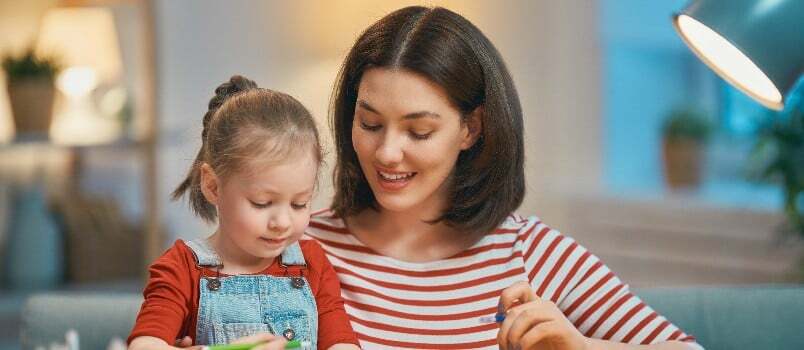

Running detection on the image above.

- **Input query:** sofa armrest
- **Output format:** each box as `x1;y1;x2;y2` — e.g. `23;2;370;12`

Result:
20;292;141;350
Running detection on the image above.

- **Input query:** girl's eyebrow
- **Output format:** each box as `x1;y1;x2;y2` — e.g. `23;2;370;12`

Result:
357;100;441;120
252;188;314;196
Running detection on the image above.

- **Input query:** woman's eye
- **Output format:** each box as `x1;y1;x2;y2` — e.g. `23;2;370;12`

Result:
291;202;309;210
410;130;433;140
360;121;381;131
250;200;270;209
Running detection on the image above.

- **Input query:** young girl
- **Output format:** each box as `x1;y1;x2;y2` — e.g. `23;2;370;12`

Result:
128;75;360;350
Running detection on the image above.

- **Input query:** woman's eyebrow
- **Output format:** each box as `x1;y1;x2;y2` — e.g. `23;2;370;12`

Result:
357;100;441;120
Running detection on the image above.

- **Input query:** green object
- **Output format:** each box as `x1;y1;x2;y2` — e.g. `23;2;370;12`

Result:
750;99;804;240
206;340;302;350
673;0;804;110
662;106;712;142
1;47;60;82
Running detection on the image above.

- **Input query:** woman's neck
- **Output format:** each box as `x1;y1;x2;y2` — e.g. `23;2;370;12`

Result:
207;231;274;274
348;204;483;263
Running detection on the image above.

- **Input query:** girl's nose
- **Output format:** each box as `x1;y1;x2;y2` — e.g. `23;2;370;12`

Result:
268;208;291;233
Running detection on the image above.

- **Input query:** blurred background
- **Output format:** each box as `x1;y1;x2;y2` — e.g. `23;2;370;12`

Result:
0;0;802;349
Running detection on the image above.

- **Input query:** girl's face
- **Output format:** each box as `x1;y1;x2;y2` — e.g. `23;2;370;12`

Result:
352;68;479;215
203;155;317;263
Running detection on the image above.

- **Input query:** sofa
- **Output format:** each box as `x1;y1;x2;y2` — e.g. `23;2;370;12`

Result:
19;285;804;349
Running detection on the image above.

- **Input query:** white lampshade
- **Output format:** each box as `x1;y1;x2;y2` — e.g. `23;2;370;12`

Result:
35;7;122;83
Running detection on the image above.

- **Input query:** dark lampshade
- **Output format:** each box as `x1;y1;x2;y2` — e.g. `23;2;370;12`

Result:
673;0;804;110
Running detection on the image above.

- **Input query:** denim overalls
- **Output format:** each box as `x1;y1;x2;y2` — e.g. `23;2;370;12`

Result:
186;239;318;348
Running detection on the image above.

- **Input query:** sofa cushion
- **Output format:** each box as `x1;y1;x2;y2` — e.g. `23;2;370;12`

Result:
638;285;804;350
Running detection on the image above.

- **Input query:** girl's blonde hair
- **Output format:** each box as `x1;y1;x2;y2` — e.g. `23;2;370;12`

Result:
173;75;322;222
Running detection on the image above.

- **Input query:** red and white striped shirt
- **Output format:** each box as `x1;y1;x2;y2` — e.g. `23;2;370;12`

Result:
306;210;701;349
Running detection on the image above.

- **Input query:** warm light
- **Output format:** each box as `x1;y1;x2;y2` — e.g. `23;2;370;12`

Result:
56;67;98;97
36;7;122;82
35;7;123;145
675;15;782;110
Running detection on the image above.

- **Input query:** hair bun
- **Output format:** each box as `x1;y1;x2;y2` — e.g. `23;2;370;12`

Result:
208;75;258;111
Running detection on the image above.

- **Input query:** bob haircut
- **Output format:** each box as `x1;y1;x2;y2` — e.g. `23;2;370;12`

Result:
330;6;525;236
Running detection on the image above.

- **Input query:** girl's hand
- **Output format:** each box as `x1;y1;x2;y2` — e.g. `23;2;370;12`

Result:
497;281;591;350
173;333;287;350
230;333;288;350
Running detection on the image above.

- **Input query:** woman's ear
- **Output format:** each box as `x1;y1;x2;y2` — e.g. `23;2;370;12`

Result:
460;106;484;150
199;163;221;205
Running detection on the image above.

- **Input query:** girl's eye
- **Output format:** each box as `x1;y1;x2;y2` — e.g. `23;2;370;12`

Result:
360;121;381;131
410;131;433;140
291;202;309;210
250;200;270;209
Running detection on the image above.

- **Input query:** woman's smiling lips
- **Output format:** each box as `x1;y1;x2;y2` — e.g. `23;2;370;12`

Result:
374;167;417;191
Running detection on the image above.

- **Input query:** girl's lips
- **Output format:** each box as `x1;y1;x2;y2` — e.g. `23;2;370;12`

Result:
259;237;285;246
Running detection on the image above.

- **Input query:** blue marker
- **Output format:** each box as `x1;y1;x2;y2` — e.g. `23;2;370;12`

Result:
478;313;506;323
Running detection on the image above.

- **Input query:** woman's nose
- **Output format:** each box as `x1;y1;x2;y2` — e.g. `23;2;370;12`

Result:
375;132;404;166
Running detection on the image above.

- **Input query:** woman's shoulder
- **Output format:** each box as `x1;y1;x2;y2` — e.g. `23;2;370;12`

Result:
307;208;351;237
494;214;577;248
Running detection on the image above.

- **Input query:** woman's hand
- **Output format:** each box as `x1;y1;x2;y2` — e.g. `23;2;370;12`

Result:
497;281;591;350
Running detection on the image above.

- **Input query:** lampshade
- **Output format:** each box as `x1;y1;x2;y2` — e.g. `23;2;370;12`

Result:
35;7;122;83
673;0;804;111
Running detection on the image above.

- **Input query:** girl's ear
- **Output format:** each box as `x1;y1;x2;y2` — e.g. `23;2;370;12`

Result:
460;106;484;150
199;163;221;205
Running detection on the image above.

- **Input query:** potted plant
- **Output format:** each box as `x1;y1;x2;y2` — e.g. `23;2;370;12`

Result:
2;48;60;137
661;107;713;189
751;102;804;238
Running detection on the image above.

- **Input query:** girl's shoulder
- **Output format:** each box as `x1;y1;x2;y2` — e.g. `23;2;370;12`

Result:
148;239;200;272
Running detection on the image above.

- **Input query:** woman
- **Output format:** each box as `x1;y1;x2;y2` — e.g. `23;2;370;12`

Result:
306;5;702;350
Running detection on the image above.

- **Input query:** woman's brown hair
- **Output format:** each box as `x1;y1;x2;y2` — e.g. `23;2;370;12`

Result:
330;6;525;235
173;75;322;222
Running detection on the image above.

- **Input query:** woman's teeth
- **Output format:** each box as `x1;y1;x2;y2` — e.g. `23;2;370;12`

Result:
378;171;415;181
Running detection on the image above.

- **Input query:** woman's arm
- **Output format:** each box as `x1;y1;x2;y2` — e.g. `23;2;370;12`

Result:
497;282;697;350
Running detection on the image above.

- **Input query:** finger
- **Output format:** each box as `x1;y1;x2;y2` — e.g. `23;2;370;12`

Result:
506;307;554;348
230;332;280;344
499;281;537;313
174;336;193;347
251;338;289;350
518;321;556;350
498;302;551;350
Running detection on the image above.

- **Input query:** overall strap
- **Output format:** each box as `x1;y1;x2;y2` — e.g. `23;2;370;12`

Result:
280;241;306;266
185;239;222;267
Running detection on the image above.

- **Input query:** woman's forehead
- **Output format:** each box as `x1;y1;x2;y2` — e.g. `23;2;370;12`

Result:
357;67;457;116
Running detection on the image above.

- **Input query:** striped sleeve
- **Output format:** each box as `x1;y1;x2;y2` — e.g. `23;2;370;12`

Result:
518;218;701;347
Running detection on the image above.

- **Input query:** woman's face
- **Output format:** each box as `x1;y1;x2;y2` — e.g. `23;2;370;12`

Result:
352;68;479;214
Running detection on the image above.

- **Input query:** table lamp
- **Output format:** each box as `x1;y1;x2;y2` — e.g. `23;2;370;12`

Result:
35;7;123;145
672;0;804;111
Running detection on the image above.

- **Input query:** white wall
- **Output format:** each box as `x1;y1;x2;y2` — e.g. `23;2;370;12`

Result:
154;0;604;243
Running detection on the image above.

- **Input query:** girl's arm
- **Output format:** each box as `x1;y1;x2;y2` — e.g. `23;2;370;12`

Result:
129;336;190;350
304;240;362;349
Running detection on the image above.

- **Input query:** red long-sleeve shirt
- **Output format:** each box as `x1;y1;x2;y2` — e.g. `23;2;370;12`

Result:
128;239;358;349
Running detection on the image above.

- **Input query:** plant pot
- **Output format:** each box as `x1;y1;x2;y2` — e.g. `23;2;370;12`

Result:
6;77;56;137
662;137;703;189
